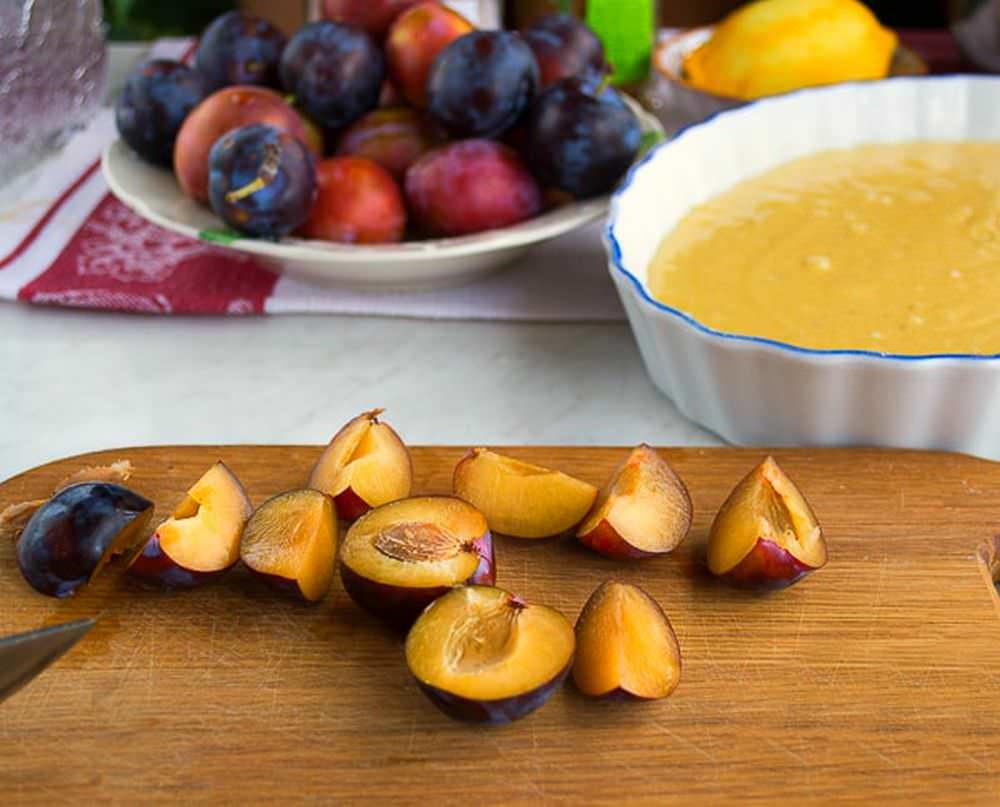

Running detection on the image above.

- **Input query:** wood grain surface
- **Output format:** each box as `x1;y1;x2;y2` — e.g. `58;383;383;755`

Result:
1;445;999;804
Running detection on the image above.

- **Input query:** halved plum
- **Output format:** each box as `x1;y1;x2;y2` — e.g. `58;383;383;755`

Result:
573;580;681;699
17;483;153;598
127;462;252;588
577;445;692;559
452;448;597;539
340;496;494;630
1;460;134;543
240;489;337;602
309;409;413;521
405;585;575;724
707;456;827;590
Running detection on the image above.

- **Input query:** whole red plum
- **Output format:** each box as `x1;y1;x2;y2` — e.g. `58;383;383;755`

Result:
405;140;541;237
174;86;314;203
320;0;423;39
385;1;473;108
299;156;406;244
337;107;440;179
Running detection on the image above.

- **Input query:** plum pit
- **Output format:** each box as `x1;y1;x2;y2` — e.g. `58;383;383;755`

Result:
340;496;494;630
444;597;519;674
374;522;459;563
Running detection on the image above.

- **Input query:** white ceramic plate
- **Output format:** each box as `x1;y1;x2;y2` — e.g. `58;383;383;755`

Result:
102;103;662;291
607;76;1000;459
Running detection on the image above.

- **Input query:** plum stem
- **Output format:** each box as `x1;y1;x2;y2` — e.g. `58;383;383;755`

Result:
225;176;268;203
225;141;281;204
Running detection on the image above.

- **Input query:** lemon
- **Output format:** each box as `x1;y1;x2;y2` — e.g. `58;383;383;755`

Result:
684;0;898;100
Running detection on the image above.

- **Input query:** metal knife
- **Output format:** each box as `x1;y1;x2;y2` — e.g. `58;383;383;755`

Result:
0;618;95;703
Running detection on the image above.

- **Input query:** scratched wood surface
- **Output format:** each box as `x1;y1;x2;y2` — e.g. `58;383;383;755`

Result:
0;445;999;804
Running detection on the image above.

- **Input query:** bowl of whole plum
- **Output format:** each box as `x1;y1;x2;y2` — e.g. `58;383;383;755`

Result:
104;4;662;289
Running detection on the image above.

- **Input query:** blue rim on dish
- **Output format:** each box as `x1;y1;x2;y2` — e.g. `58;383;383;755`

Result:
606;74;1000;362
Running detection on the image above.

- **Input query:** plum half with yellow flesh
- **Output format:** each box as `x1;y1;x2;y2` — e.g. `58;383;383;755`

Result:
16;483;153;598
573;581;681;699
405;585;575;724
577;444;692;559
240;489;337;602
309;408;413;521
707;456;827;590
127;462;252;588
340;496;494;630
453;448;597;539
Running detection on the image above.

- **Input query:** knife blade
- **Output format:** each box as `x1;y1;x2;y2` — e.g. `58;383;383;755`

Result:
0;618;95;703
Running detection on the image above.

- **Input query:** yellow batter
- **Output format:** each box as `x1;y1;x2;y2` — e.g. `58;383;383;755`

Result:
648;142;1000;354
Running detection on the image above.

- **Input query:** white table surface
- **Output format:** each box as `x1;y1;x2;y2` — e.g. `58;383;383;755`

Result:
0;41;722;483
0;301;721;481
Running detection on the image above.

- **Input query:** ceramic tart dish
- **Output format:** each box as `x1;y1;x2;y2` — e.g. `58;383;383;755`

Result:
606;76;1000;459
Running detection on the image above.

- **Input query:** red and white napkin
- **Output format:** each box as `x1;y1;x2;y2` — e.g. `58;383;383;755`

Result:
0;38;624;320
0;30;964;319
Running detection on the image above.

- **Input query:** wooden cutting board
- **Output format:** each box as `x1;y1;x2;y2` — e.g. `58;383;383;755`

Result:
1;445;999;804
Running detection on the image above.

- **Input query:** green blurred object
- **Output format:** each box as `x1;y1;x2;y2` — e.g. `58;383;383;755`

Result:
103;0;236;40
199;227;241;245
585;0;655;85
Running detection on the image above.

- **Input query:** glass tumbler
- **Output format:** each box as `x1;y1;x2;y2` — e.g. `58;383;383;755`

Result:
0;0;107;187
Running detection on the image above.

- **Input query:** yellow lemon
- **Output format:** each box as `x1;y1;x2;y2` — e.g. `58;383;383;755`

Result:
684;0;898;100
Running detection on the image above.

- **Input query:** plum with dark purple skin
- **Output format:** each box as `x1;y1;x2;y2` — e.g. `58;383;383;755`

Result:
426;31;539;139
416;666;572;724
173;86;314;203
115;60;208;167
339;565;453;632
525;76;641;198
280;21;384;130
707;456;828;591
339;497;494;631
128;537;221;590
208;123;317;238
195;11;286;90
405;586;575;725
16;483;154;598
522;13;607;89
126;462;252;589
239;489;337;603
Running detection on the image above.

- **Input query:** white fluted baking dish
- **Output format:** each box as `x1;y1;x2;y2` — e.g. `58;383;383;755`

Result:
607;76;1000;458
